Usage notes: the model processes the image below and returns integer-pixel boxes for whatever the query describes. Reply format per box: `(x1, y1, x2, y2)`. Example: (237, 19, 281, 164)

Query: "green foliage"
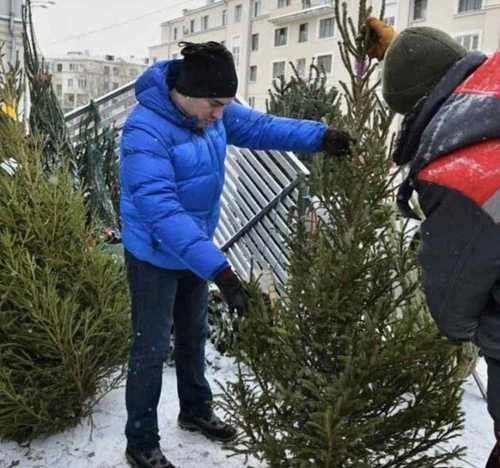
(0, 105, 129, 442)
(265, 57, 340, 189)
(219, 1, 465, 466)
(23, 1, 75, 175)
(266, 62, 340, 123)
(208, 288, 241, 355)
(75, 102, 121, 231)
(23, 1, 121, 234)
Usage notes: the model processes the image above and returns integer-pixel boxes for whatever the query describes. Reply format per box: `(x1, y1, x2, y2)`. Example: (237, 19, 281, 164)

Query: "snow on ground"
(0, 344, 493, 468)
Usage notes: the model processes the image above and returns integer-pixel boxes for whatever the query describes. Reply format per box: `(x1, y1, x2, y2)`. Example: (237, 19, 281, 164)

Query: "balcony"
(269, 0, 333, 24)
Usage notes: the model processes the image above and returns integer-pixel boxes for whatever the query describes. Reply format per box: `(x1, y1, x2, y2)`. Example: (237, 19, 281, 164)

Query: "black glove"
(214, 267, 249, 317)
(322, 126, 355, 158)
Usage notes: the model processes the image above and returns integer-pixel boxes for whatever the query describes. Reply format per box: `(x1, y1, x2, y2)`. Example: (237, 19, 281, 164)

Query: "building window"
(222, 9, 227, 25)
(319, 18, 335, 38)
(67, 78, 73, 88)
(272, 61, 285, 80)
(455, 33, 480, 50)
(232, 37, 241, 67)
(201, 15, 209, 31)
(277, 0, 290, 7)
(104, 82, 110, 92)
(458, 0, 482, 12)
(113, 67, 119, 76)
(252, 0, 261, 17)
(249, 65, 257, 82)
(298, 23, 308, 42)
(69, 63, 77, 71)
(104, 66, 110, 75)
(384, 1, 397, 25)
(113, 82, 119, 90)
(56, 84, 62, 95)
(317, 54, 333, 74)
(412, 0, 427, 20)
(57, 63, 63, 72)
(173, 27, 178, 41)
(296, 58, 306, 77)
(274, 27, 288, 46)
(77, 94, 88, 106)
(235, 4, 242, 22)
(251, 33, 259, 51)
(78, 79, 87, 89)
(384, 15, 396, 25)
(248, 96, 255, 107)
(302, 0, 311, 8)
(190, 19, 195, 33)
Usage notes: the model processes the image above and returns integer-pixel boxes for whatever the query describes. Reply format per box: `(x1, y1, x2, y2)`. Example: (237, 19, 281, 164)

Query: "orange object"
(366, 17, 397, 60)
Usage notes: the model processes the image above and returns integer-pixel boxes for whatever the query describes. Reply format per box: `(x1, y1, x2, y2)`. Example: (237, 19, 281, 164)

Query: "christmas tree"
(219, 1, 465, 466)
(23, 1, 75, 175)
(266, 62, 339, 123)
(23, 1, 121, 237)
(74, 102, 121, 233)
(0, 50, 129, 443)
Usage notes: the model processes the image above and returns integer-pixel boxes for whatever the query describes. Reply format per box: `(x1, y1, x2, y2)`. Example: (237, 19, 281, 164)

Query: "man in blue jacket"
(120, 41, 352, 468)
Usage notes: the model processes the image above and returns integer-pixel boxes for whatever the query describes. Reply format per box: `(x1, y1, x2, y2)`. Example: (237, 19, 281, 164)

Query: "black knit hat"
(174, 41, 238, 98)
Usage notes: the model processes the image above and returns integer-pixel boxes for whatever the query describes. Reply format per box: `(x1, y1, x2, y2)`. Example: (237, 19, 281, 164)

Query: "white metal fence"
(64, 81, 309, 288)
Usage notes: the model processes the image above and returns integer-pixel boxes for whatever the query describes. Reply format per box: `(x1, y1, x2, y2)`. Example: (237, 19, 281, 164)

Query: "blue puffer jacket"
(120, 60, 327, 280)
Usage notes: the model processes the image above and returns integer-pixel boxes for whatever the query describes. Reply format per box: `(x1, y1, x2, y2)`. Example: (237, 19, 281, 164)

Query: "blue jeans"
(124, 250, 212, 450)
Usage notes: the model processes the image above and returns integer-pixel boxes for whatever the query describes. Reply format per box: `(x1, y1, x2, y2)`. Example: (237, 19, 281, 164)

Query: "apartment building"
(0, 0, 23, 65)
(149, 0, 500, 111)
(394, 0, 500, 54)
(46, 52, 147, 113)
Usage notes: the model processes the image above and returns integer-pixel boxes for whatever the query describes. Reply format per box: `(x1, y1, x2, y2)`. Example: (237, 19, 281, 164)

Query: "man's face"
(184, 96, 233, 128)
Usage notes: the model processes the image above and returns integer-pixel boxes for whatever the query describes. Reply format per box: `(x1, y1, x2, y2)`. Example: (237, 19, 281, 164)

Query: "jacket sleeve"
(121, 126, 229, 280)
(223, 101, 327, 153)
(416, 182, 500, 342)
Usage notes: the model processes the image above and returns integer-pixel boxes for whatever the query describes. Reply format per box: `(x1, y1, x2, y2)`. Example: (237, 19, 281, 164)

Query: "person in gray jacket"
(367, 17, 500, 468)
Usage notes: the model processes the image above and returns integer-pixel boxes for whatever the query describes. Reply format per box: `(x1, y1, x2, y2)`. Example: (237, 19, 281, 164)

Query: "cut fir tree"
(0, 72, 129, 442)
(219, 1, 465, 467)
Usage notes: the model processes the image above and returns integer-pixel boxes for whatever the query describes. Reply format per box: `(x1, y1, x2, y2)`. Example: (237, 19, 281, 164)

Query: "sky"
(32, 0, 205, 60)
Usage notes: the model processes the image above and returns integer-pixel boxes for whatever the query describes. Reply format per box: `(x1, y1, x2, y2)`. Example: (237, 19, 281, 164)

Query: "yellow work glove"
(365, 17, 398, 60)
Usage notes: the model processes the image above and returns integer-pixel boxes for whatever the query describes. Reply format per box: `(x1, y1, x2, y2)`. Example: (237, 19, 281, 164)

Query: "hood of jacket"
(134, 59, 200, 130)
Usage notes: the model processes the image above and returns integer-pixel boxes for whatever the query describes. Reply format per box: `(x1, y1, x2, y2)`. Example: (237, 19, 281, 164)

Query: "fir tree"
(219, 2, 465, 466)
(75, 102, 121, 233)
(22, 0, 75, 174)
(23, 1, 122, 236)
(266, 62, 339, 123)
(0, 67, 129, 442)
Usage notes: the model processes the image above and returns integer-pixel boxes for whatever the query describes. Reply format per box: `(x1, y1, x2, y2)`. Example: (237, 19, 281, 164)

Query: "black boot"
(486, 422, 500, 468)
(178, 410, 237, 442)
(486, 444, 500, 468)
(126, 446, 176, 468)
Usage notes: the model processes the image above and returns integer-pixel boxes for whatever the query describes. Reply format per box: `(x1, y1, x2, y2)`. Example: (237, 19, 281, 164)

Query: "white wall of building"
(149, 0, 499, 111)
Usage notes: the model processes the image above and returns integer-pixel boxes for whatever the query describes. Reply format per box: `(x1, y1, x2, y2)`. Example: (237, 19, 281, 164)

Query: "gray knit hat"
(383, 27, 467, 114)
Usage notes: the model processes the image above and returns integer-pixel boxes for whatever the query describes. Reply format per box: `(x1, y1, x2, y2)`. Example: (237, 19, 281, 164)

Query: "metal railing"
(64, 80, 309, 288)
